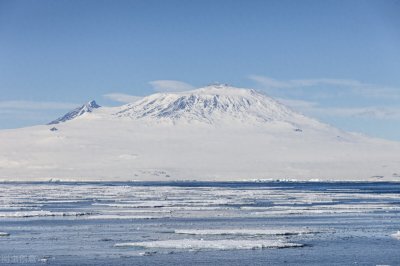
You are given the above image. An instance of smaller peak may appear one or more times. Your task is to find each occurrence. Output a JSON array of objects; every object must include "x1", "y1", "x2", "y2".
[{"x1": 48, "y1": 100, "x2": 100, "y2": 125}]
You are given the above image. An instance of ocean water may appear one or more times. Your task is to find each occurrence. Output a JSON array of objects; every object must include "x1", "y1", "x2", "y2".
[{"x1": 0, "y1": 181, "x2": 399, "y2": 265}]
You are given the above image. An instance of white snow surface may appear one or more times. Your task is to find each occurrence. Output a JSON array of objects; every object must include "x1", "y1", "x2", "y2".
[
  {"x1": 1, "y1": 84, "x2": 400, "y2": 181},
  {"x1": 114, "y1": 239, "x2": 303, "y2": 250}
]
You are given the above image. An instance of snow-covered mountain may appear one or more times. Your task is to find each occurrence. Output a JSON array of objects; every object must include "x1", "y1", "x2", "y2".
[{"x1": 0, "y1": 84, "x2": 399, "y2": 181}]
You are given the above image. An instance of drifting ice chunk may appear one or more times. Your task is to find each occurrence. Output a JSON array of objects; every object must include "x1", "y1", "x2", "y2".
[
  {"x1": 0, "y1": 210, "x2": 89, "y2": 218},
  {"x1": 174, "y1": 228, "x2": 314, "y2": 236},
  {"x1": 391, "y1": 231, "x2": 400, "y2": 240}
]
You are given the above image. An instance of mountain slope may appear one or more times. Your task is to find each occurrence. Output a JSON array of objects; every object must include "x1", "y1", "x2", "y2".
[{"x1": 0, "y1": 85, "x2": 399, "y2": 181}]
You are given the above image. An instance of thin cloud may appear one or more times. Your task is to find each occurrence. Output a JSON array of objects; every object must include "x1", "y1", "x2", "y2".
[
  {"x1": 149, "y1": 80, "x2": 195, "y2": 92},
  {"x1": 276, "y1": 98, "x2": 318, "y2": 109},
  {"x1": 0, "y1": 100, "x2": 78, "y2": 110},
  {"x1": 249, "y1": 75, "x2": 363, "y2": 89},
  {"x1": 279, "y1": 97, "x2": 400, "y2": 120},
  {"x1": 249, "y1": 75, "x2": 400, "y2": 99},
  {"x1": 103, "y1": 93, "x2": 142, "y2": 103},
  {"x1": 317, "y1": 107, "x2": 400, "y2": 120},
  {"x1": 0, "y1": 101, "x2": 79, "y2": 128}
]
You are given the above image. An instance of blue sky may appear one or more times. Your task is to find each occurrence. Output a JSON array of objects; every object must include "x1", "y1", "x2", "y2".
[{"x1": 1, "y1": 0, "x2": 400, "y2": 140}]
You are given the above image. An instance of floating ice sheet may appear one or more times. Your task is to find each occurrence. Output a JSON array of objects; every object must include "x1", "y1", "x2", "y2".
[
  {"x1": 174, "y1": 228, "x2": 314, "y2": 236},
  {"x1": 85, "y1": 214, "x2": 160, "y2": 220},
  {"x1": 0, "y1": 211, "x2": 90, "y2": 218},
  {"x1": 391, "y1": 231, "x2": 400, "y2": 240},
  {"x1": 115, "y1": 239, "x2": 304, "y2": 250}
]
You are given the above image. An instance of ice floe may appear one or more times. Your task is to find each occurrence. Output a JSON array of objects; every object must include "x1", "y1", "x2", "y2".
[
  {"x1": 115, "y1": 239, "x2": 304, "y2": 250},
  {"x1": 174, "y1": 228, "x2": 314, "y2": 236},
  {"x1": 85, "y1": 214, "x2": 160, "y2": 220},
  {"x1": 0, "y1": 210, "x2": 90, "y2": 218},
  {"x1": 391, "y1": 231, "x2": 400, "y2": 240}
]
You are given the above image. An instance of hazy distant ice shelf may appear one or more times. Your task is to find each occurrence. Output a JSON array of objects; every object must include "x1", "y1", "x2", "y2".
[{"x1": 0, "y1": 182, "x2": 399, "y2": 265}]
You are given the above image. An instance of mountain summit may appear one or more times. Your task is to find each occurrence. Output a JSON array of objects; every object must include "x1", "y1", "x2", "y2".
[{"x1": 115, "y1": 84, "x2": 300, "y2": 125}]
